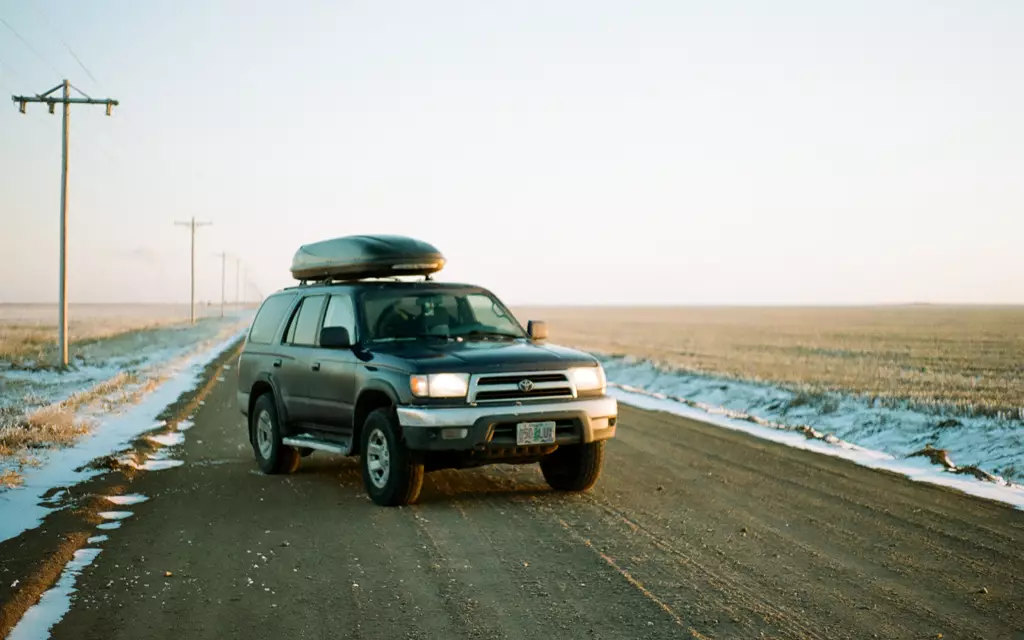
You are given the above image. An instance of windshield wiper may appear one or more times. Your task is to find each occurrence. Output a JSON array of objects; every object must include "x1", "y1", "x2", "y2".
[
  {"x1": 456, "y1": 330, "x2": 521, "y2": 340},
  {"x1": 372, "y1": 333, "x2": 452, "y2": 343}
]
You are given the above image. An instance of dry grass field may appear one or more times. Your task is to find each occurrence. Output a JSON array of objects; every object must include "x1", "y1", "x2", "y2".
[
  {"x1": 0, "y1": 303, "x2": 245, "y2": 368},
  {"x1": 0, "y1": 304, "x2": 255, "y2": 482},
  {"x1": 513, "y1": 305, "x2": 1024, "y2": 419}
]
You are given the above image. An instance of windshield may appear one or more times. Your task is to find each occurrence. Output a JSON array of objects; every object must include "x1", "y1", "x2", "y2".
[{"x1": 360, "y1": 290, "x2": 526, "y2": 342}]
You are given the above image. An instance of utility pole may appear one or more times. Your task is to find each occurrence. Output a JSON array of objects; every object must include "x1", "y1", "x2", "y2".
[
  {"x1": 174, "y1": 216, "x2": 211, "y2": 324},
  {"x1": 213, "y1": 251, "x2": 228, "y2": 318},
  {"x1": 234, "y1": 257, "x2": 241, "y2": 309},
  {"x1": 12, "y1": 80, "x2": 119, "y2": 368}
]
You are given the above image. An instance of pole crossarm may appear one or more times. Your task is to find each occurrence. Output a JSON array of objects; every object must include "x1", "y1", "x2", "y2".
[
  {"x1": 14, "y1": 95, "x2": 118, "y2": 105},
  {"x1": 13, "y1": 83, "x2": 118, "y2": 116}
]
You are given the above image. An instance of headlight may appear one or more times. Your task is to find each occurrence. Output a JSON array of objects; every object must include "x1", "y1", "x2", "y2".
[
  {"x1": 410, "y1": 373, "x2": 470, "y2": 398},
  {"x1": 570, "y1": 365, "x2": 606, "y2": 393}
]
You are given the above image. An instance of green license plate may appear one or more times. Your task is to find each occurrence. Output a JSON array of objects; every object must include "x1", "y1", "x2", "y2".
[{"x1": 516, "y1": 421, "x2": 556, "y2": 445}]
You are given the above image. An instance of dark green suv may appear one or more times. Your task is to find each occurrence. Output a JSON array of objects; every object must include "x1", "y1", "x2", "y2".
[{"x1": 235, "y1": 235, "x2": 618, "y2": 506}]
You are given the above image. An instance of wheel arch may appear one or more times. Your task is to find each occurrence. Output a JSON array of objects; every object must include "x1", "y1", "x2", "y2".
[
  {"x1": 248, "y1": 375, "x2": 287, "y2": 443},
  {"x1": 353, "y1": 382, "x2": 399, "y2": 455}
]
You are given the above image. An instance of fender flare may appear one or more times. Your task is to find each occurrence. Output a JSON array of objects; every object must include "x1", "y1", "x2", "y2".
[
  {"x1": 250, "y1": 373, "x2": 290, "y2": 436},
  {"x1": 356, "y1": 379, "x2": 401, "y2": 408}
]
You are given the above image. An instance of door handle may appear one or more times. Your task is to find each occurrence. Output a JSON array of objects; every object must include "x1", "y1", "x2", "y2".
[
  {"x1": 272, "y1": 358, "x2": 282, "y2": 368},
  {"x1": 311, "y1": 362, "x2": 321, "y2": 371}
]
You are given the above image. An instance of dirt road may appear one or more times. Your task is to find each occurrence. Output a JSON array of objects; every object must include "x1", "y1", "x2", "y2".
[{"x1": 6, "y1": 359, "x2": 1024, "y2": 639}]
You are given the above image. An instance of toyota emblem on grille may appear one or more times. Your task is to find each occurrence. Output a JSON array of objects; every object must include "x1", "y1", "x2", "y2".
[{"x1": 518, "y1": 379, "x2": 535, "y2": 393}]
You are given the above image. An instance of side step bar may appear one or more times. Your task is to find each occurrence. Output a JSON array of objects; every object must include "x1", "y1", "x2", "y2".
[{"x1": 282, "y1": 436, "x2": 349, "y2": 455}]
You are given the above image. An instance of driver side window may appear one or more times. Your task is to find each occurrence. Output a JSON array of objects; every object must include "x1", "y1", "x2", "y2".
[
  {"x1": 467, "y1": 294, "x2": 509, "y2": 328},
  {"x1": 324, "y1": 294, "x2": 356, "y2": 339}
]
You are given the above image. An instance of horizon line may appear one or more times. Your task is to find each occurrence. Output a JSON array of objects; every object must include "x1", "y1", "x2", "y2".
[{"x1": 2, "y1": 301, "x2": 1023, "y2": 308}]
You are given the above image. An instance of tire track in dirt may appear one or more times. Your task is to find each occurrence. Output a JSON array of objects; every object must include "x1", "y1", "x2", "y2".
[
  {"x1": 598, "y1": 406, "x2": 1023, "y2": 639},
  {"x1": 513, "y1": 482, "x2": 818, "y2": 639},
  {"x1": 620, "y1": 407, "x2": 1024, "y2": 558}
]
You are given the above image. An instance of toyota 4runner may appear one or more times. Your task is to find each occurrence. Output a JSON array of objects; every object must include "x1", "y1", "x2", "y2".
[{"x1": 236, "y1": 235, "x2": 617, "y2": 506}]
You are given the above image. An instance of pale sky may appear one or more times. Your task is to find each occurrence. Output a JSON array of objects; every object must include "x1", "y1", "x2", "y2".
[{"x1": 1, "y1": 0, "x2": 1021, "y2": 306}]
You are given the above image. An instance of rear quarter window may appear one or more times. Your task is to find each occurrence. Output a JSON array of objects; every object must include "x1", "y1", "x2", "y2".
[{"x1": 248, "y1": 293, "x2": 297, "y2": 344}]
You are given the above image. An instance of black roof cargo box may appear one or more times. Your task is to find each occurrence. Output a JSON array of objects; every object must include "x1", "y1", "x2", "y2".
[{"x1": 290, "y1": 234, "x2": 446, "y2": 281}]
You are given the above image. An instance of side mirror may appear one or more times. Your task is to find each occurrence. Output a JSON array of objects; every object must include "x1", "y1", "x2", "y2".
[
  {"x1": 319, "y1": 326, "x2": 352, "y2": 349},
  {"x1": 527, "y1": 320, "x2": 548, "y2": 341}
]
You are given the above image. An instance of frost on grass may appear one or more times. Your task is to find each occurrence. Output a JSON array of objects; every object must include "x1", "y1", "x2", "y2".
[
  {"x1": 0, "y1": 371, "x2": 145, "y2": 455},
  {"x1": 603, "y1": 358, "x2": 1024, "y2": 485},
  {"x1": 0, "y1": 308, "x2": 252, "y2": 484}
]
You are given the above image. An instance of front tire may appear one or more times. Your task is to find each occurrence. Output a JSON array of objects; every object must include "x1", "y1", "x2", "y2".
[
  {"x1": 251, "y1": 393, "x2": 300, "y2": 474},
  {"x1": 360, "y1": 407, "x2": 424, "y2": 506},
  {"x1": 540, "y1": 441, "x2": 605, "y2": 492}
]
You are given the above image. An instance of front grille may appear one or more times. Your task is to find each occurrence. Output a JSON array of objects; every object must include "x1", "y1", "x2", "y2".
[
  {"x1": 470, "y1": 371, "x2": 575, "y2": 403},
  {"x1": 478, "y1": 373, "x2": 566, "y2": 386},
  {"x1": 475, "y1": 388, "x2": 569, "y2": 402}
]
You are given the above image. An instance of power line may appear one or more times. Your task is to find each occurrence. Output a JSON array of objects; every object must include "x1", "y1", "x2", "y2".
[
  {"x1": 33, "y1": 5, "x2": 98, "y2": 86},
  {"x1": 11, "y1": 79, "x2": 120, "y2": 368},
  {"x1": 5, "y1": 12, "x2": 135, "y2": 176},
  {"x1": 0, "y1": 16, "x2": 61, "y2": 77}
]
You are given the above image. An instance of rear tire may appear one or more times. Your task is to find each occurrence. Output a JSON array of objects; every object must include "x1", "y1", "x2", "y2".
[
  {"x1": 540, "y1": 441, "x2": 604, "y2": 492},
  {"x1": 251, "y1": 393, "x2": 300, "y2": 474},
  {"x1": 360, "y1": 407, "x2": 424, "y2": 506}
]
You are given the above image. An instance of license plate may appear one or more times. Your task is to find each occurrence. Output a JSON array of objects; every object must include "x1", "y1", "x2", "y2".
[{"x1": 516, "y1": 421, "x2": 556, "y2": 445}]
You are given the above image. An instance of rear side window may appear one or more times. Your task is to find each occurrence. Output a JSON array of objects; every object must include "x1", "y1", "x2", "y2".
[
  {"x1": 284, "y1": 295, "x2": 326, "y2": 346},
  {"x1": 248, "y1": 294, "x2": 297, "y2": 344}
]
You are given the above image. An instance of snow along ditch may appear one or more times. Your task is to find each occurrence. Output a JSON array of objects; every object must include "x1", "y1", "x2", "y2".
[
  {"x1": 599, "y1": 355, "x2": 1024, "y2": 511},
  {"x1": 4, "y1": 327, "x2": 246, "y2": 639}
]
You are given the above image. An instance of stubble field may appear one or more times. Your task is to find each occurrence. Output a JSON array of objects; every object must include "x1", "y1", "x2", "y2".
[
  {"x1": 0, "y1": 303, "x2": 244, "y2": 367},
  {"x1": 513, "y1": 304, "x2": 1024, "y2": 419}
]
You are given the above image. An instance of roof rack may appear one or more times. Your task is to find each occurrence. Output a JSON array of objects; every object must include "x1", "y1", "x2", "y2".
[{"x1": 296, "y1": 275, "x2": 421, "y2": 286}]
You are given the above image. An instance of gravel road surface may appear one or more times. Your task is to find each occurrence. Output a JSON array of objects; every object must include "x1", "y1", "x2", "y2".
[{"x1": 6, "y1": 358, "x2": 1023, "y2": 640}]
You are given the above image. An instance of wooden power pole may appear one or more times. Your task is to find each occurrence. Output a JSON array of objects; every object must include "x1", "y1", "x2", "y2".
[
  {"x1": 12, "y1": 80, "x2": 119, "y2": 367},
  {"x1": 213, "y1": 251, "x2": 229, "y2": 318},
  {"x1": 174, "y1": 216, "x2": 211, "y2": 324}
]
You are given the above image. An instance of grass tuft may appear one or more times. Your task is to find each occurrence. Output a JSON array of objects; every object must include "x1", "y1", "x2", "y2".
[{"x1": 0, "y1": 467, "x2": 22, "y2": 488}]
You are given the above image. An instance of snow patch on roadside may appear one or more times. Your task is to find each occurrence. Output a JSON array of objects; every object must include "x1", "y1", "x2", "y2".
[
  {"x1": 609, "y1": 385, "x2": 1024, "y2": 510},
  {"x1": 146, "y1": 432, "x2": 185, "y2": 447},
  {"x1": 0, "y1": 327, "x2": 245, "y2": 545},
  {"x1": 600, "y1": 356, "x2": 1024, "y2": 485},
  {"x1": 5, "y1": 547, "x2": 102, "y2": 640},
  {"x1": 97, "y1": 510, "x2": 133, "y2": 521},
  {"x1": 103, "y1": 494, "x2": 148, "y2": 506}
]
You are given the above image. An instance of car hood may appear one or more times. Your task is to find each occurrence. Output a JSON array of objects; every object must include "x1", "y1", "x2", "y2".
[{"x1": 364, "y1": 339, "x2": 598, "y2": 373}]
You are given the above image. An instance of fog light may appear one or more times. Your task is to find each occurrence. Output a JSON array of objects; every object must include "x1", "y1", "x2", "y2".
[{"x1": 441, "y1": 428, "x2": 468, "y2": 440}]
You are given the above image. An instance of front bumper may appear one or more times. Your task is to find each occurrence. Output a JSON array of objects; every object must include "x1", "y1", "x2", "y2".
[{"x1": 397, "y1": 396, "x2": 617, "y2": 451}]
